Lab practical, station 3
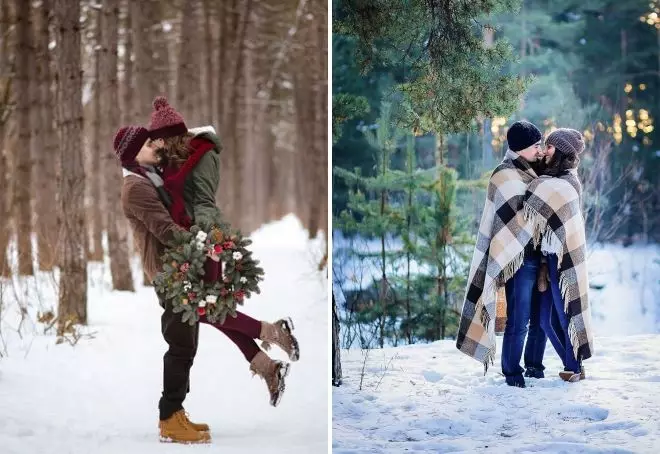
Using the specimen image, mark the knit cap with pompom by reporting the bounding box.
[148,95,187,139]
[545,128,585,157]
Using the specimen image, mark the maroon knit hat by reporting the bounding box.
[113,125,149,166]
[148,96,187,139]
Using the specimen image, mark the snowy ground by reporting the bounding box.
[333,243,660,453]
[0,215,329,454]
[334,336,660,453]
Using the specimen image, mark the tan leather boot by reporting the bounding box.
[182,411,210,432]
[159,409,211,444]
[260,317,300,361]
[249,351,290,407]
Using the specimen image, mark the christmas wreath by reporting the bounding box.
[154,224,265,325]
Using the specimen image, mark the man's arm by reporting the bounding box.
[123,177,185,245]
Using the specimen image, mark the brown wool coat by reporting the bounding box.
[121,172,185,281]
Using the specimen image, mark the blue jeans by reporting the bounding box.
[502,254,547,380]
[539,254,580,372]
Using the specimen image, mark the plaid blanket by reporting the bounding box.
[523,171,594,362]
[456,150,538,371]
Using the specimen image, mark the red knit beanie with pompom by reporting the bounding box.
[148,96,187,139]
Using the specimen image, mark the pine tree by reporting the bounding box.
[334,102,406,348]
[335,0,528,136]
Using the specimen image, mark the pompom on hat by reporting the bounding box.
[148,96,187,139]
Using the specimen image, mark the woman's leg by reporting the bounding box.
[538,279,567,369]
[215,326,260,362]
[198,313,261,362]
[202,310,300,362]
[547,256,580,372]
[216,310,262,338]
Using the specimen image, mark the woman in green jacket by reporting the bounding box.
[149,96,299,407]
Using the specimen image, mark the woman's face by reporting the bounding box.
[544,144,556,163]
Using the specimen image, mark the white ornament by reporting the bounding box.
[198,300,207,307]
[205,294,218,304]
[196,231,208,242]
[196,241,205,251]
[240,277,248,284]
[232,251,243,261]
[183,281,192,291]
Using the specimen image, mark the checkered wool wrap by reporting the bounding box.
[456,150,593,372]
[523,171,594,364]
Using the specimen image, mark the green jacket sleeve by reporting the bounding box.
[191,151,221,226]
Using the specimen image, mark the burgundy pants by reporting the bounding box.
[200,258,261,362]
[199,311,262,362]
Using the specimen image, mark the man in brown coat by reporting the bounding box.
[114,125,211,444]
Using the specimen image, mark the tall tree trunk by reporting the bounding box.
[102,0,134,291]
[89,7,104,262]
[226,0,252,229]
[132,0,158,123]
[215,0,238,223]
[121,0,134,124]
[242,5,257,231]
[314,0,328,240]
[120,0,149,286]
[152,1,170,100]
[176,0,200,125]
[0,0,12,277]
[55,0,88,327]
[34,0,58,271]
[332,292,343,386]
[202,0,214,124]
[14,0,34,276]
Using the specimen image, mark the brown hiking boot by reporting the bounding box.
[159,409,211,444]
[250,351,290,407]
[559,366,586,382]
[260,317,300,361]
[182,411,209,432]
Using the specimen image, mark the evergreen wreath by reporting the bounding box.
[154,223,265,325]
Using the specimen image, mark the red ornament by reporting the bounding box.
[214,244,223,254]
[187,292,196,300]
[223,241,235,250]
[234,290,246,301]
[179,262,190,273]
[197,307,206,316]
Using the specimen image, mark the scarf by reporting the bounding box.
[456,150,539,372]
[523,171,594,362]
[160,137,215,229]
